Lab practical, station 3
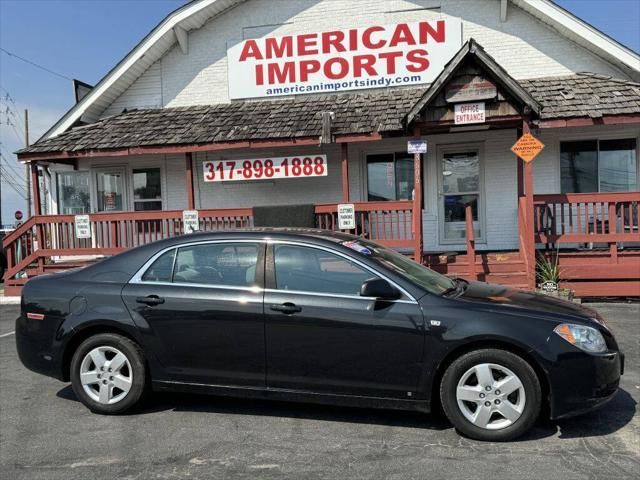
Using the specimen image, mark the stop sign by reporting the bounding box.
[15,210,23,221]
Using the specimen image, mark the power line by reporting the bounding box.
[0,47,73,81]
[0,152,24,179]
[1,177,28,200]
[0,167,28,199]
[0,163,26,189]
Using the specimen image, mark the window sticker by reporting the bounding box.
[342,241,372,256]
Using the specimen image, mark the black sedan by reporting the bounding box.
[16,229,622,441]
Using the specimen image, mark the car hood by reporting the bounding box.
[454,281,598,322]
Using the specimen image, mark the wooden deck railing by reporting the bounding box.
[533,192,640,245]
[314,201,414,250]
[2,208,253,284]
[3,202,415,285]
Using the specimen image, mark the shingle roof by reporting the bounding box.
[18,73,640,156]
[521,73,640,119]
[20,88,424,154]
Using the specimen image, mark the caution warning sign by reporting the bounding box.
[511,133,545,163]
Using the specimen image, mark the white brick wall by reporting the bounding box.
[101,62,163,118]
[101,0,629,114]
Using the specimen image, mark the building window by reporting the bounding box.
[133,168,162,211]
[561,139,637,193]
[56,171,90,214]
[366,153,414,201]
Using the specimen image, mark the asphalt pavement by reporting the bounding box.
[0,302,638,479]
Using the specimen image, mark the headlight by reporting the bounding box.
[554,323,607,353]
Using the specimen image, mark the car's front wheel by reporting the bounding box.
[440,348,541,441]
[70,333,148,414]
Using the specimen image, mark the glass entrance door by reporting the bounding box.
[439,150,483,243]
[95,168,127,212]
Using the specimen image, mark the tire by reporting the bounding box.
[440,348,541,441]
[70,333,148,414]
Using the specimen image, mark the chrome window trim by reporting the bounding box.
[129,237,417,304]
[268,239,417,303]
[263,288,416,304]
[129,239,264,286]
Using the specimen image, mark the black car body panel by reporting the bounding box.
[15,229,622,420]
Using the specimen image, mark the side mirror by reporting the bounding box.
[360,278,401,300]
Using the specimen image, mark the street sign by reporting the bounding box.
[75,215,91,239]
[337,204,356,230]
[183,210,199,234]
[14,210,23,221]
[407,140,427,154]
[511,133,545,163]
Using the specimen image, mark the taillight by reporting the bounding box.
[26,313,45,321]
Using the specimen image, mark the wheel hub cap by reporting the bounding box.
[79,346,133,405]
[456,363,526,430]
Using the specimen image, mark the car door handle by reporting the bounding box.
[270,302,302,314]
[136,295,165,306]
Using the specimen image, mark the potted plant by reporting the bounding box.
[536,252,574,301]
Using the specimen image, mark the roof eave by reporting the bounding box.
[40,0,245,142]
[404,38,542,126]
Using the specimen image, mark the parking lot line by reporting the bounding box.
[0,331,15,338]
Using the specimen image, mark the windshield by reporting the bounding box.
[340,239,455,295]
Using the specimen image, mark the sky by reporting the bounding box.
[1,0,639,226]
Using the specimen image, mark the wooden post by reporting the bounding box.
[30,162,41,216]
[465,204,476,280]
[341,143,349,202]
[521,120,536,289]
[608,202,618,264]
[412,126,423,262]
[185,152,195,210]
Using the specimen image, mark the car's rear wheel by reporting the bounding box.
[70,333,148,414]
[440,348,541,441]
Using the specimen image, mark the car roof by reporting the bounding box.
[175,228,359,244]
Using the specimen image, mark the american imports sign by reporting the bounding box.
[227,20,462,99]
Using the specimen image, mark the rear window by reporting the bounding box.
[141,249,176,282]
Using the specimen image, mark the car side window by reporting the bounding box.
[274,245,377,295]
[173,243,260,287]
[141,249,176,282]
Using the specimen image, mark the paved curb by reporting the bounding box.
[0,296,20,305]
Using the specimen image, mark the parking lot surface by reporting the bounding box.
[1,302,638,479]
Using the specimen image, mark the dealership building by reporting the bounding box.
[4,0,640,296]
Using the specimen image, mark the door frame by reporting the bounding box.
[436,143,487,245]
[92,165,129,213]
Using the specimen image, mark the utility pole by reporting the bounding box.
[25,109,31,217]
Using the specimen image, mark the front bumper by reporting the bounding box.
[547,348,623,420]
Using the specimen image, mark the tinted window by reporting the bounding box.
[142,249,176,282]
[173,243,259,286]
[367,153,414,201]
[274,245,377,295]
[599,139,637,192]
[561,139,637,193]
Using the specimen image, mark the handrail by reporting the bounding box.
[314,200,412,213]
[2,216,36,247]
[534,192,640,204]
[464,204,476,280]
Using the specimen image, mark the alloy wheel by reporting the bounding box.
[79,346,133,405]
[456,363,526,430]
